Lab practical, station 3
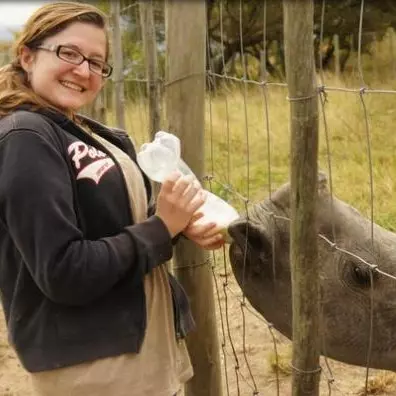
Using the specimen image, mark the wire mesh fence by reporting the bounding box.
[1,0,396,395]
[107,1,396,395]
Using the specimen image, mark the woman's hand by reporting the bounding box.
[183,213,225,250]
[155,172,206,237]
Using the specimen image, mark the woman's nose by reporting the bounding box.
[72,60,91,78]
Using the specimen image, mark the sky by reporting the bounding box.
[0,2,45,40]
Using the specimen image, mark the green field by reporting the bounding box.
[118,70,396,232]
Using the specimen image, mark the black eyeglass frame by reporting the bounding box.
[35,44,113,78]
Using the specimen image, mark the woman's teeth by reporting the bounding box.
[60,80,85,92]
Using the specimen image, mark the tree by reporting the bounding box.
[206,0,396,79]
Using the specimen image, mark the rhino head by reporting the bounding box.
[228,173,396,371]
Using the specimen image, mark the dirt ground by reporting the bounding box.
[1,263,395,396]
[212,263,396,396]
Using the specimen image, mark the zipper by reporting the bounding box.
[169,277,182,341]
[68,121,134,225]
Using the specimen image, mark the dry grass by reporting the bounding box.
[122,73,396,230]
[268,343,293,376]
[357,372,396,395]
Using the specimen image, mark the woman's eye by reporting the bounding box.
[60,49,79,60]
[89,61,103,71]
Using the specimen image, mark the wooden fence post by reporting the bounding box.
[165,1,223,396]
[110,0,126,130]
[283,1,321,395]
[333,34,340,78]
[139,0,161,139]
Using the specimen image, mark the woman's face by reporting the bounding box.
[20,22,107,112]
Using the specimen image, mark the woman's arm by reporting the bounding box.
[0,129,173,306]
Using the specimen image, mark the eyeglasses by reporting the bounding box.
[35,44,113,78]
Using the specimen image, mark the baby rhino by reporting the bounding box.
[228,173,396,371]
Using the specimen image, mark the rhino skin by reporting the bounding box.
[228,172,396,371]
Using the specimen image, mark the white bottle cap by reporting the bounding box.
[194,191,239,243]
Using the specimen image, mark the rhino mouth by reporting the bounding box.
[228,220,247,250]
[228,219,255,257]
[228,219,273,271]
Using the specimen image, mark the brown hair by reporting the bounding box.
[0,1,110,118]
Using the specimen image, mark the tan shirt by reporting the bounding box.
[31,133,193,396]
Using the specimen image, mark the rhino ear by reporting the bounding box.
[271,171,329,207]
[270,183,291,209]
[318,171,329,197]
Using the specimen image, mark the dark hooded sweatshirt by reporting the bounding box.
[0,107,194,372]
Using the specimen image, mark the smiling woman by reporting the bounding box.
[0,3,110,117]
[18,20,108,112]
[0,2,225,396]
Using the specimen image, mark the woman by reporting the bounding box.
[0,2,224,395]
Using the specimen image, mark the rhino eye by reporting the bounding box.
[351,265,372,288]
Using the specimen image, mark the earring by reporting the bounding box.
[25,70,32,83]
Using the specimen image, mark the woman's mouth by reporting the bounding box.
[59,80,86,93]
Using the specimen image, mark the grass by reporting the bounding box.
[267,343,293,377]
[357,372,396,395]
[115,71,396,231]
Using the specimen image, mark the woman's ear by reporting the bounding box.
[100,78,107,90]
[19,46,36,74]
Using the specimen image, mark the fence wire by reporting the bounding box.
[113,0,396,395]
